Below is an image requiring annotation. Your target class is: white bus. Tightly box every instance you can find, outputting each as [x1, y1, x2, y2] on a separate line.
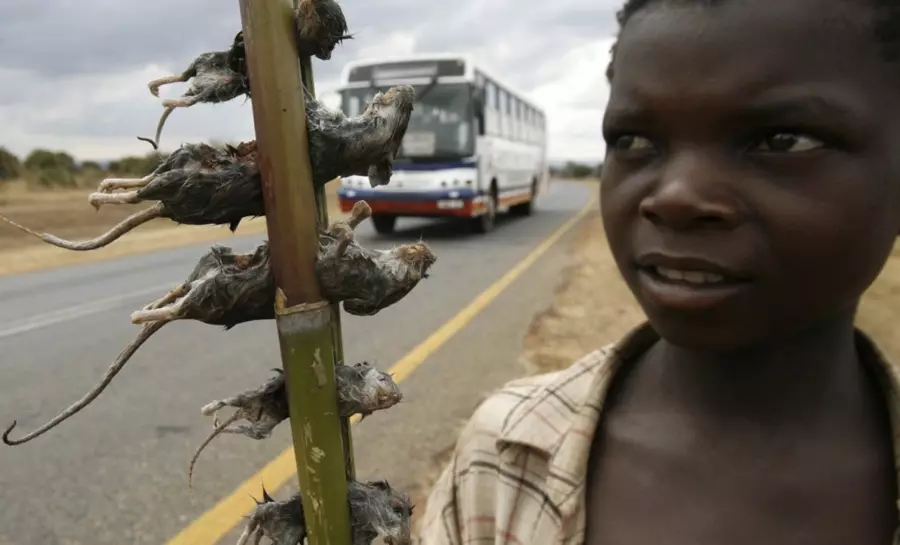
[334, 53, 549, 234]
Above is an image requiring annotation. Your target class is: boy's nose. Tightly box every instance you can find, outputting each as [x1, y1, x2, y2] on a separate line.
[639, 154, 742, 231]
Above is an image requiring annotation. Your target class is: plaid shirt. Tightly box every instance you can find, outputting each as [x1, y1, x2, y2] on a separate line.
[417, 322, 900, 544]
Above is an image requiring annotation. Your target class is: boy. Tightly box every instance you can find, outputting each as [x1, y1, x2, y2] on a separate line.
[417, 0, 900, 543]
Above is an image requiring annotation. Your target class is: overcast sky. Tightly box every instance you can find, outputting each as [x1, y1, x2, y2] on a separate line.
[0, 0, 618, 163]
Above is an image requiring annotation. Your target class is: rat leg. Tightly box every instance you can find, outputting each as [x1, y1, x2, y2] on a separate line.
[87, 190, 142, 210]
[328, 223, 354, 257]
[346, 200, 372, 229]
[323, 200, 371, 257]
[141, 283, 188, 312]
[97, 175, 154, 193]
[162, 95, 202, 108]
[367, 159, 392, 188]
[235, 518, 261, 545]
[200, 394, 244, 417]
[130, 281, 197, 323]
[148, 74, 189, 97]
[130, 296, 188, 323]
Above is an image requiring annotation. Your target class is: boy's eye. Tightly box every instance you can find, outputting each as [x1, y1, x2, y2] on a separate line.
[612, 135, 654, 152]
[752, 133, 824, 153]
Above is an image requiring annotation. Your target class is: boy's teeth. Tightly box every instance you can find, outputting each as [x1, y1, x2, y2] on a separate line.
[655, 266, 724, 284]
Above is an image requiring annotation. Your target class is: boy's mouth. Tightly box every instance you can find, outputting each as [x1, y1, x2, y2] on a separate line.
[634, 252, 753, 309]
[635, 252, 751, 282]
[649, 265, 726, 285]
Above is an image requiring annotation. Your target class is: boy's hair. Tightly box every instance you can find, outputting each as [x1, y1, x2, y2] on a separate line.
[606, 0, 900, 81]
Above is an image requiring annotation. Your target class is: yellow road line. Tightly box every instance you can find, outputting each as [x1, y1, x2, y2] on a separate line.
[165, 198, 597, 545]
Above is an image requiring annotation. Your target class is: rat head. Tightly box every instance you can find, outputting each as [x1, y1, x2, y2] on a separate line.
[391, 242, 437, 280]
[350, 480, 413, 545]
[338, 362, 403, 414]
[363, 85, 416, 119]
[226, 140, 258, 164]
[601, 0, 900, 352]
[227, 31, 247, 76]
[237, 489, 306, 545]
[363, 85, 416, 137]
[293, 0, 351, 60]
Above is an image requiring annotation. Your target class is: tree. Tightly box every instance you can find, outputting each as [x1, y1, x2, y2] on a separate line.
[80, 160, 103, 172]
[24, 149, 77, 172]
[0, 147, 21, 181]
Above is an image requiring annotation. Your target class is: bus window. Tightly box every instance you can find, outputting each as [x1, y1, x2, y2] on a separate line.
[486, 81, 497, 109]
[510, 97, 518, 140]
[524, 106, 532, 143]
[484, 81, 497, 135]
[498, 89, 508, 138]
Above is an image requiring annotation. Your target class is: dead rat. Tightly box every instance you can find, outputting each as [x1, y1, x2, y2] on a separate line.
[236, 480, 413, 545]
[293, 0, 353, 61]
[128, 200, 435, 325]
[314, 201, 436, 316]
[304, 83, 415, 188]
[144, 31, 249, 149]
[0, 85, 415, 252]
[89, 140, 262, 232]
[0, 142, 261, 252]
[144, 0, 351, 148]
[1, 202, 433, 447]
[188, 362, 401, 488]
[0, 241, 271, 446]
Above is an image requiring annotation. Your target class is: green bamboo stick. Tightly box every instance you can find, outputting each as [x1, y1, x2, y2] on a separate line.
[296, 21, 357, 481]
[238, 0, 352, 543]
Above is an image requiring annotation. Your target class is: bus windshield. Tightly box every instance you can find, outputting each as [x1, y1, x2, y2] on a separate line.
[340, 82, 475, 161]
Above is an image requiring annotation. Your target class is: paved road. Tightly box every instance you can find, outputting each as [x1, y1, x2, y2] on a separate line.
[0, 180, 594, 545]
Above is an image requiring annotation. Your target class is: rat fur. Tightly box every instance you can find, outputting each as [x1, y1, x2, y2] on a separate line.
[0, 142, 261, 251]
[145, 31, 249, 148]
[293, 0, 353, 61]
[128, 200, 435, 326]
[0, 85, 414, 251]
[188, 362, 401, 488]
[236, 480, 413, 545]
[144, 0, 352, 148]
[0, 202, 434, 447]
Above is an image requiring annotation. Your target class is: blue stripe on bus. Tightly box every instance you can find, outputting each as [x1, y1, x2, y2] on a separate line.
[337, 187, 478, 201]
[391, 160, 477, 172]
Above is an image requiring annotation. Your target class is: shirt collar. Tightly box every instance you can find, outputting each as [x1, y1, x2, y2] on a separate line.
[496, 321, 900, 520]
[496, 322, 657, 456]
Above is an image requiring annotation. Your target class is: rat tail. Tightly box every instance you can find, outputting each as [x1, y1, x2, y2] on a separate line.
[136, 105, 175, 151]
[2, 321, 168, 446]
[0, 204, 164, 251]
[153, 105, 175, 150]
[187, 411, 242, 491]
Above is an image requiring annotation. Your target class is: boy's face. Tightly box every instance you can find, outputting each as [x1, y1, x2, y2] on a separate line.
[600, 0, 900, 351]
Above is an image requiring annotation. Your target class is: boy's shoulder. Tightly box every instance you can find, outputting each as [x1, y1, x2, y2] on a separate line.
[458, 323, 659, 458]
[418, 326, 658, 544]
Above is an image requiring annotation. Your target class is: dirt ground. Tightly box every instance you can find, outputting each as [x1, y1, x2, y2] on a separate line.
[0, 181, 342, 276]
[410, 208, 900, 535]
[517, 210, 900, 371]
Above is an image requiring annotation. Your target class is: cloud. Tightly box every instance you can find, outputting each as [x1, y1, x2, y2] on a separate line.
[0, 0, 620, 163]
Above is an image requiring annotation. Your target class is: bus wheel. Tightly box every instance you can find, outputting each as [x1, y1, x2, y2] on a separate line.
[372, 214, 396, 234]
[510, 179, 536, 217]
[471, 191, 496, 234]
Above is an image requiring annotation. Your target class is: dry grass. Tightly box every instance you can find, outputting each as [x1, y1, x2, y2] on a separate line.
[518, 211, 900, 373]
[0, 181, 343, 277]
